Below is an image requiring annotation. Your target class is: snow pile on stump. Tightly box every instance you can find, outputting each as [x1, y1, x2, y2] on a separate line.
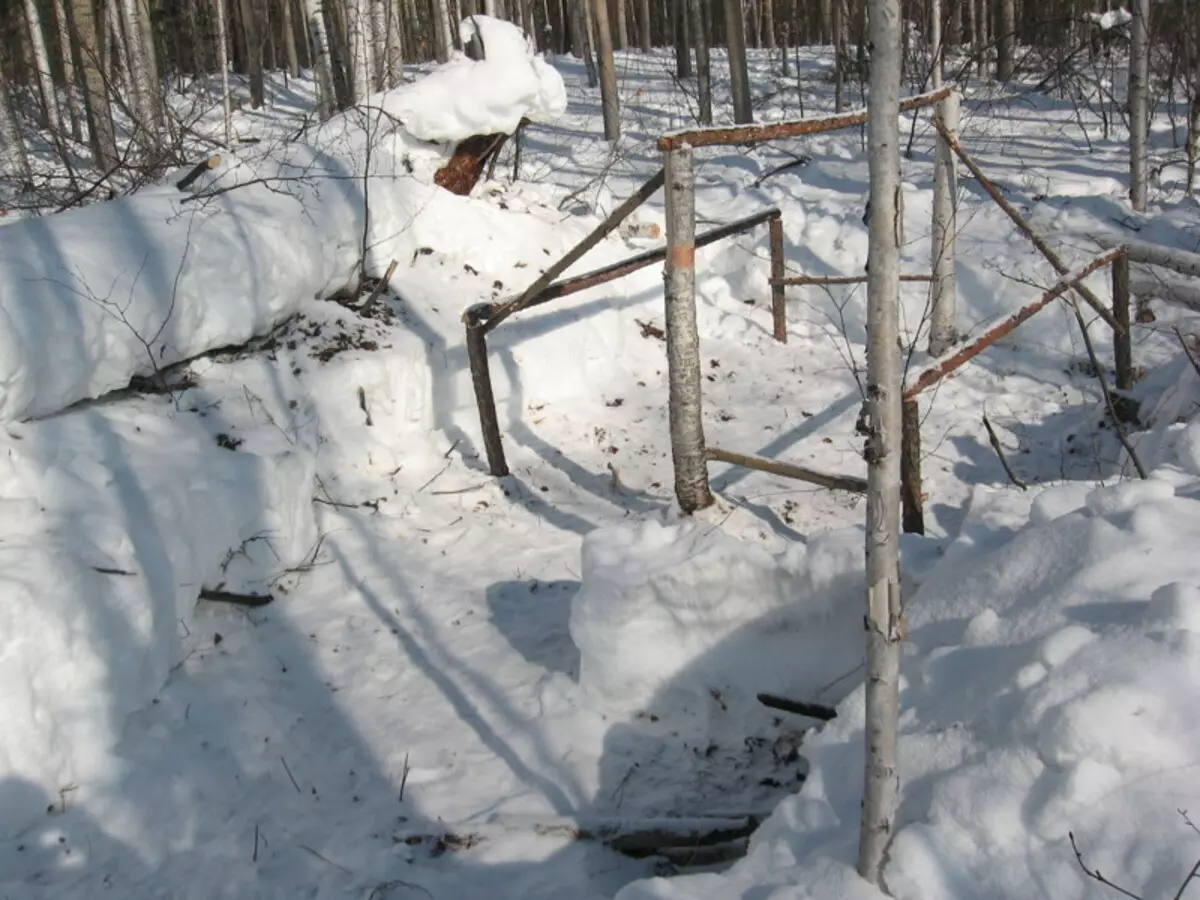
[0, 16, 564, 424]
[617, 424, 1200, 900]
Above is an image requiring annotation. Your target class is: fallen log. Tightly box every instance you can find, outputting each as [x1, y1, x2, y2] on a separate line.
[434, 132, 510, 195]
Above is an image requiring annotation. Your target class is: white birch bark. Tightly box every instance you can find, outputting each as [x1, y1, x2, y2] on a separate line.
[928, 90, 958, 356]
[302, 0, 336, 117]
[107, 0, 129, 89]
[1129, 0, 1149, 212]
[664, 145, 713, 514]
[370, 0, 389, 88]
[929, 0, 941, 88]
[858, 0, 905, 882]
[345, 0, 375, 100]
[52, 0, 84, 141]
[383, 0, 404, 86]
[119, 0, 158, 143]
[214, 0, 233, 142]
[23, 0, 62, 131]
[72, 0, 119, 170]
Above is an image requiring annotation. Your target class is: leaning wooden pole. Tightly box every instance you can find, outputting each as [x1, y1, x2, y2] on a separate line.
[1112, 252, 1133, 394]
[663, 145, 714, 514]
[900, 399, 924, 534]
[463, 307, 510, 477]
[932, 117, 1122, 334]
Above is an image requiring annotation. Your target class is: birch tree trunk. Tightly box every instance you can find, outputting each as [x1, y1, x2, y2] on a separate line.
[303, 0, 337, 117]
[614, 0, 629, 49]
[52, 0, 84, 141]
[383, 0, 404, 86]
[592, 0, 620, 139]
[23, 0, 61, 130]
[107, 0, 130, 90]
[214, 0, 233, 140]
[0, 66, 32, 187]
[119, 0, 159, 144]
[72, 0, 119, 170]
[574, 0, 599, 85]
[370, 0, 388, 87]
[663, 145, 714, 514]
[929, 90, 958, 356]
[724, 0, 752, 122]
[1129, 0, 1149, 212]
[690, 0, 712, 123]
[345, 0, 374, 99]
[135, 0, 162, 120]
[637, 0, 651, 50]
[929, 0, 941, 87]
[858, 0, 905, 882]
[281, 0, 301, 77]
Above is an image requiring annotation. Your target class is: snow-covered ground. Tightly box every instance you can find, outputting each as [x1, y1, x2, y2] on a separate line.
[3, 28, 1200, 900]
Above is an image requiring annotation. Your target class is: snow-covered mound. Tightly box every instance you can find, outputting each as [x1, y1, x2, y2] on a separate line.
[0, 17, 563, 424]
[617, 425, 1200, 900]
[571, 516, 867, 714]
[0, 371, 318, 839]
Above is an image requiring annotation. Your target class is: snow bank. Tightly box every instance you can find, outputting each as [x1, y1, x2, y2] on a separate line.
[0, 394, 317, 839]
[571, 517, 867, 714]
[0, 17, 564, 424]
[618, 436, 1200, 900]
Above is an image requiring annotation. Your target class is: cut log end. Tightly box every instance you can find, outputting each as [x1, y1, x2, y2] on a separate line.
[434, 133, 509, 196]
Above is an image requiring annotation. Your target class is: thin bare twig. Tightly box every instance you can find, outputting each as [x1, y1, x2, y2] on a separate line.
[982, 413, 1028, 490]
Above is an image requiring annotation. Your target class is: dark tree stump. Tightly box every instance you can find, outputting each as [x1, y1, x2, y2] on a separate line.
[434, 133, 509, 195]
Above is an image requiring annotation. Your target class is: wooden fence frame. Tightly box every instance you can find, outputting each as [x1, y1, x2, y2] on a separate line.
[462, 165, 786, 477]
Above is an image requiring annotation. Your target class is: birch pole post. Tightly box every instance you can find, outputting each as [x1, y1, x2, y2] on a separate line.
[1129, 0, 1149, 212]
[928, 89, 959, 356]
[858, 0, 905, 882]
[663, 145, 714, 514]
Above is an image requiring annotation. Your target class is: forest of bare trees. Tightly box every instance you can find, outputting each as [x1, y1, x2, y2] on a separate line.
[0, 0, 1194, 215]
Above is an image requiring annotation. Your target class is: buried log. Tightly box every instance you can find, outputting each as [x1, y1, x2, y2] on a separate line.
[396, 815, 762, 866]
[757, 692, 838, 721]
[707, 446, 867, 493]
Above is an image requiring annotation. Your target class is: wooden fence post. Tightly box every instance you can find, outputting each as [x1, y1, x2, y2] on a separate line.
[664, 144, 714, 514]
[900, 398, 924, 534]
[769, 213, 787, 343]
[463, 308, 509, 477]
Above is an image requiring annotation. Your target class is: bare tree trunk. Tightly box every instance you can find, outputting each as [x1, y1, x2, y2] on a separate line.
[135, 0, 162, 118]
[214, 0, 233, 140]
[996, 0, 1013, 79]
[72, 0, 118, 169]
[119, 0, 159, 145]
[724, 0, 752, 122]
[638, 0, 651, 49]
[432, 0, 454, 61]
[1129, 0, 1149, 212]
[973, 0, 987, 76]
[858, 0, 904, 883]
[239, 0, 266, 106]
[344, 0, 374, 99]
[383, 0, 404, 86]
[592, 0, 620, 139]
[673, 0, 692, 76]
[690, 0, 712, 123]
[833, 0, 843, 111]
[614, 0, 629, 49]
[23, 0, 61, 130]
[51, 0, 84, 141]
[664, 145, 714, 514]
[575, 0, 599, 85]
[0, 65, 32, 187]
[303, 0, 337, 116]
[929, 0, 941, 87]
[280, 0, 301, 76]
[929, 90, 958, 356]
[763, 0, 775, 50]
[107, 0, 129, 89]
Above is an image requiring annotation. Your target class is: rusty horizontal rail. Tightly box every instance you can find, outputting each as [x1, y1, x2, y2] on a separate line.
[474, 208, 780, 332]
[904, 246, 1126, 401]
[707, 446, 867, 493]
[770, 273, 935, 287]
[658, 86, 952, 151]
